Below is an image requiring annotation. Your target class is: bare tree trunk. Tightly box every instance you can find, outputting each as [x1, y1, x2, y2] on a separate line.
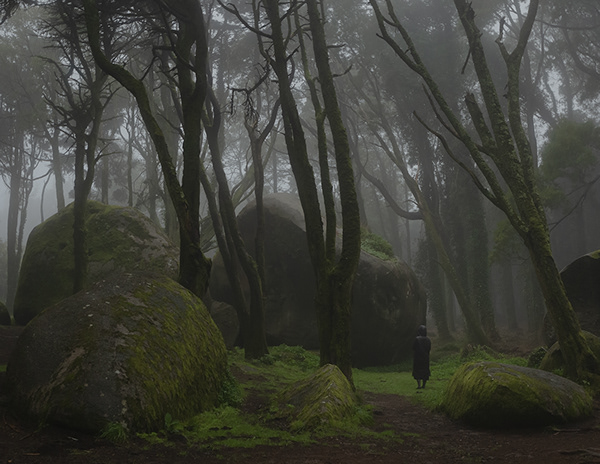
[6, 146, 21, 310]
[83, 0, 212, 298]
[204, 90, 269, 360]
[48, 119, 66, 211]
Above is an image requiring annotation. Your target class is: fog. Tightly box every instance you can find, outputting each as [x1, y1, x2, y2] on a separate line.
[0, 0, 599, 350]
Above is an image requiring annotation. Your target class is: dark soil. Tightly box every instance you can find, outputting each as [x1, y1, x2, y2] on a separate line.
[1, 325, 600, 463]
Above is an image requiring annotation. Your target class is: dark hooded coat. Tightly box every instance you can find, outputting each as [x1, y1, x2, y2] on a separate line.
[412, 325, 431, 381]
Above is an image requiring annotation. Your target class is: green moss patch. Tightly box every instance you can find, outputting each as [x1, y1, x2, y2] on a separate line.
[360, 229, 396, 261]
[441, 362, 593, 428]
[7, 272, 228, 434]
[13, 202, 179, 325]
[274, 364, 359, 430]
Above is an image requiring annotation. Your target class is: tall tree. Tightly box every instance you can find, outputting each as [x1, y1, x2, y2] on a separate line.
[43, 0, 113, 293]
[347, 64, 491, 345]
[228, 0, 362, 381]
[82, 0, 213, 297]
[370, 0, 600, 382]
[84, 0, 270, 358]
[0, 9, 45, 309]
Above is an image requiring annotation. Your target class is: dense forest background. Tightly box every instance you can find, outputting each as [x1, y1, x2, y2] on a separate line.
[0, 0, 599, 347]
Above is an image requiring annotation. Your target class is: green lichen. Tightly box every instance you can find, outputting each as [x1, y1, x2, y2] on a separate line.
[13, 201, 178, 325]
[274, 364, 359, 430]
[441, 361, 593, 428]
[108, 277, 228, 431]
[8, 272, 228, 434]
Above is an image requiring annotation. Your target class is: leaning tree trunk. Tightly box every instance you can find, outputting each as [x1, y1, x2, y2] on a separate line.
[524, 216, 599, 378]
[204, 90, 269, 360]
[370, 0, 600, 382]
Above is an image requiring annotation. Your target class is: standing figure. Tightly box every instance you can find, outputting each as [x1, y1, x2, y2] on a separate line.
[412, 325, 431, 389]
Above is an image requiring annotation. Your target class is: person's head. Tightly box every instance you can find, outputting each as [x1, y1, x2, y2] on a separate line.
[417, 325, 427, 337]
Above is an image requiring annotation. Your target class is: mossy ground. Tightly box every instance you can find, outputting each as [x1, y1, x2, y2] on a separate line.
[121, 343, 532, 451]
[3, 334, 600, 463]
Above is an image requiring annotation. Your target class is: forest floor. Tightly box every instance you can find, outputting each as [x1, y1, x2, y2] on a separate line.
[1, 325, 600, 464]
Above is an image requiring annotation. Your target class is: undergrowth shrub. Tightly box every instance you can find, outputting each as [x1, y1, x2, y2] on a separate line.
[527, 347, 547, 368]
[218, 370, 244, 407]
[360, 229, 395, 261]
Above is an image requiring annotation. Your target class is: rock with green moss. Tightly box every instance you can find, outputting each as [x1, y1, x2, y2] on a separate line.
[275, 364, 358, 429]
[0, 301, 10, 326]
[441, 361, 592, 428]
[6, 272, 228, 434]
[540, 331, 600, 373]
[543, 252, 600, 345]
[210, 193, 427, 367]
[13, 202, 179, 325]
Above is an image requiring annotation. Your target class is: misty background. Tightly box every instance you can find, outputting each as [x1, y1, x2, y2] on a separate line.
[0, 0, 599, 343]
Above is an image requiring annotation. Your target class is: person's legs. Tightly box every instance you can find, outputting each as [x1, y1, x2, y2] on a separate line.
[422, 380, 427, 389]
[416, 379, 422, 389]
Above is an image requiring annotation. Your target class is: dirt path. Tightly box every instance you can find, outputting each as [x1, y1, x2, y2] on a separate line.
[2, 326, 600, 463]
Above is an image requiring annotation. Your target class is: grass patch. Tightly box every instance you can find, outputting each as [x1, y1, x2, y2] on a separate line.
[182, 406, 314, 448]
[0, 364, 6, 373]
[353, 344, 528, 411]
[228, 344, 320, 396]
[136, 344, 528, 451]
[101, 422, 129, 443]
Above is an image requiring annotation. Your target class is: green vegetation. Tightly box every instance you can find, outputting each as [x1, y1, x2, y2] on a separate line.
[100, 422, 129, 443]
[0, 364, 6, 373]
[360, 229, 396, 261]
[355, 344, 527, 411]
[275, 364, 359, 430]
[441, 361, 593, 427]
[133, 344, 529, 451]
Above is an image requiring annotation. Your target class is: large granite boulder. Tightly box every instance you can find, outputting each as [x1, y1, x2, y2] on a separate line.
[441, 362, 593, 428]
[275, 364, 358, 430]
[561, 252, 600, 334]
[13, 202, 179, 325]
[209, 193, 426, 367]
[6, 272, 228, 434]
[542, 251, 600, 346]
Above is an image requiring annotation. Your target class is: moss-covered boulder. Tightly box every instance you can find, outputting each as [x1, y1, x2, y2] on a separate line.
[13, 202, 179, 325]
[6, 272, 228, 434]
[275, 364, 358, 429]
[540, 331, 600, 373]
[0, 301, 10, 326]
[441, 362, 592, 428]
[543, 252, 600, 345]
[210, 193, 427, 366]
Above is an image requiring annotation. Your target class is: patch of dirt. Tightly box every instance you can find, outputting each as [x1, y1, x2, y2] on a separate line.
[2, 325, 600, 463]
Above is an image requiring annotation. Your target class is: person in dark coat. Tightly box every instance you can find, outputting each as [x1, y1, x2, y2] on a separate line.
[412, 325, 431, 389]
